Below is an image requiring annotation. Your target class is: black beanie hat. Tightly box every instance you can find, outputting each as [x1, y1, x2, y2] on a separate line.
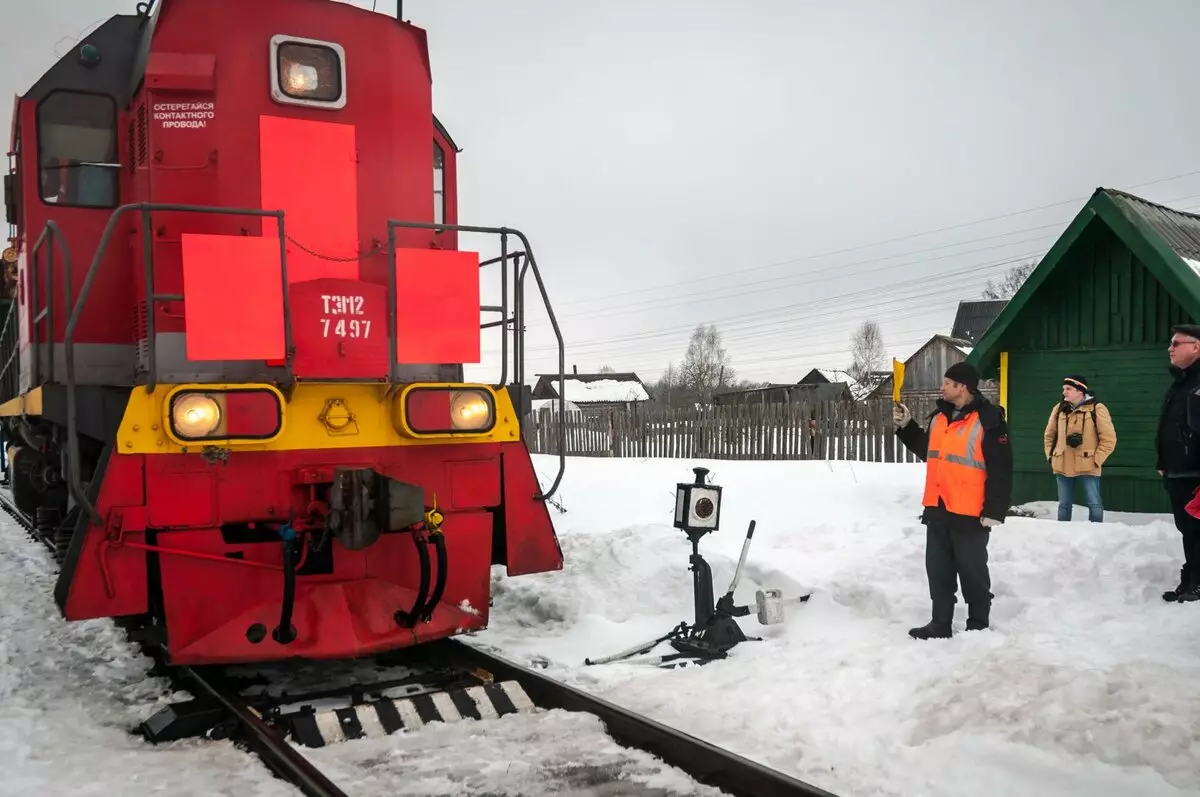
[944, 362, 980, 392]
[1063, 375, 1089, 393]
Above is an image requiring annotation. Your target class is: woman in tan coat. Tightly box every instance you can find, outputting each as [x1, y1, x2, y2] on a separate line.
[1043, 375, 1117, 522]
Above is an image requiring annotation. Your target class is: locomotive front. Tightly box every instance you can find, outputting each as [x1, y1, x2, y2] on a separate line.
[0, 0, 565, 666]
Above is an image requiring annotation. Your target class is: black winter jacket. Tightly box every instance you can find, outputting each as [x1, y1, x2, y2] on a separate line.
[1157, 360, 1200, 477]
[896, 394, 1014, 528]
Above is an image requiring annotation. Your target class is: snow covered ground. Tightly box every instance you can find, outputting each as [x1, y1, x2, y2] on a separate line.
[3, 454, 1198, 796]
[473, 455, 1200, 797]
[0, 490, 719, 796]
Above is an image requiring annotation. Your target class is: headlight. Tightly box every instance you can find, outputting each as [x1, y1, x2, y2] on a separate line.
[270, 36, 346, 108]
[166, 387, 284, 444]
[450, 391, 492, 431]
[172, 394, 221, 439]
[398, 386, 497, 437]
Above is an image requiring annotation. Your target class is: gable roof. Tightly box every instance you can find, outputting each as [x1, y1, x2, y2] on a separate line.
[966, 187, 1200, 374]
[931, 333, 974, 357]
[533, 372, 651, 403]
[951, 300, 1008, 343]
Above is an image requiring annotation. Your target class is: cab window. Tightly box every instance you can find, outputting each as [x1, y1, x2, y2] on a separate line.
[433, 140, 445, 225]
[36, 91, 118, 208]
[4, 126, 19, 230]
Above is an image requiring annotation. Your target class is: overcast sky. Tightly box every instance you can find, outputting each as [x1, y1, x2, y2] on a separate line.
[6, 1, 1200, 386]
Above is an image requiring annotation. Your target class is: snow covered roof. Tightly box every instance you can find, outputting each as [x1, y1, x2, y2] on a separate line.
[559, 378, 650, 403]
[932, 334, 975, 357]
[533, 372, 651, 404]
[848, 371, 890, 400]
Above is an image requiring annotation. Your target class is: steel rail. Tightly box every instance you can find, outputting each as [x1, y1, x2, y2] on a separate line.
[441, 640, 841, 797]
[181, 667, 350, 797]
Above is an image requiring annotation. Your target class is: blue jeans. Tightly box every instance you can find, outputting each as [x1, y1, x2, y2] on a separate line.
[1056, 475, 1103, 522]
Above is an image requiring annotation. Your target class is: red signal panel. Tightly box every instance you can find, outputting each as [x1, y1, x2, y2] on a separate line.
[394, 248, 480, 364]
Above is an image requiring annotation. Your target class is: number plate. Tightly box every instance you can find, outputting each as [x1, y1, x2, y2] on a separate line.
[289, 278, 389, 379]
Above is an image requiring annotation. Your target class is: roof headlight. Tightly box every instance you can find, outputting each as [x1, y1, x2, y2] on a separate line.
[270, 35, 346, 109]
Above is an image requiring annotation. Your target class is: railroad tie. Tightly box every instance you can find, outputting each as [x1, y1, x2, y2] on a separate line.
[286, 680, 537, 747]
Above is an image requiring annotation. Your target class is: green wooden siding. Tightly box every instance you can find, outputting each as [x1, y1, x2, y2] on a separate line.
[1005, 221, 1191, 351]
[999, 221, 1183, 514]
[1007, 347, 1170, 513]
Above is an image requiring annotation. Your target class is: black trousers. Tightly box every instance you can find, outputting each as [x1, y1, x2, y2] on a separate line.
[925, 518, 992, 624]
[1163, 477, 1200, 583]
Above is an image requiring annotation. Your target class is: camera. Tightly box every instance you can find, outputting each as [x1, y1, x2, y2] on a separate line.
[1065, 432, 1083, 448]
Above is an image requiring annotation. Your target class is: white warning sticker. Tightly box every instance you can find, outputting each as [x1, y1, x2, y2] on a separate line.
[153, 101, 215, 129]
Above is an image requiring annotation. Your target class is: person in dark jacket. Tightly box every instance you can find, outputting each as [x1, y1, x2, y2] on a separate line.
[1158, 324, 1200, 603]
[893, 362, 1013, 639]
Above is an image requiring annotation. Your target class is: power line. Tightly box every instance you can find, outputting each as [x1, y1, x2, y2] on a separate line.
[542, 169, 1200, 309]
[549, 229, 1057, 324]
[511, 250, 1035, 356]
[526, 188, 1200, 325]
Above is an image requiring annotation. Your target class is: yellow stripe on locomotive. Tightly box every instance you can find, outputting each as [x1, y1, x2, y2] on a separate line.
[118, 382, 520, 454]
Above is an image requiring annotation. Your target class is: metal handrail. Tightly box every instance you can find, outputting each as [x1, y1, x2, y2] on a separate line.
[477, 248, 529, 408]
[0, 298, 19, 404]
[28, 221, 73, 387]
[386, 220, 566, 501]
[478, 232, 509, 388]
[66, 202, 291, 525]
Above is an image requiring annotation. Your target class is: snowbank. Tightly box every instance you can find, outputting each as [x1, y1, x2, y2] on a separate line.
[0, 518, 718, 795]
[0, 524, 298, 796]
[474, 456, 1200, 797]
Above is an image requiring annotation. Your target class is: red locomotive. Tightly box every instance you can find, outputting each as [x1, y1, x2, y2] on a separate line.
[0, 0, 568, 666]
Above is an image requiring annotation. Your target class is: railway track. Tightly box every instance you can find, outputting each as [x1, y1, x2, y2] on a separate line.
[0, 487, 839, 797]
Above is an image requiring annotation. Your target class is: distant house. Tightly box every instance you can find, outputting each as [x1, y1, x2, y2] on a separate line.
[951, 300, 1008, 344]
[712, 381, 851, 405]
[870, 334, 995, 402]
[530, 370, 652, 412]
[798, 367, 886, 401]
[798, 368, 843, 386]
[967, 187, 1200, 513]
[849, 371, 892, 401]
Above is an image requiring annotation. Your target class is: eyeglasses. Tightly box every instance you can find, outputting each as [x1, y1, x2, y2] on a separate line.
[1169, 338, 1199, 348]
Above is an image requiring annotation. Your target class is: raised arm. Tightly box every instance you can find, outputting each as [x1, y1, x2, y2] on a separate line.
[895, 406, 930, 461]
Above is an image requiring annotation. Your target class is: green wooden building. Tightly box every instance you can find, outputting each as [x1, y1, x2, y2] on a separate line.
[966, 188, 1200, 514]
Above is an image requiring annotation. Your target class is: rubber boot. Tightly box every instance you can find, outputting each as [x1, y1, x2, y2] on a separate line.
[908, 620, 952, 640]
[1163, 565, 1191, 602]
[966, 604, 989, 631]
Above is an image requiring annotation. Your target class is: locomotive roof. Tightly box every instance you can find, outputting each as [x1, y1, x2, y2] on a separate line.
[22, 14, 149, 107]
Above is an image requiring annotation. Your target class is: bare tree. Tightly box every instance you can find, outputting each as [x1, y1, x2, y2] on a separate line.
[982, 261, 1036, 300]
[680, 324, 735, 402]
[848, 320, 886, 385]
[596, 365, 616, 374]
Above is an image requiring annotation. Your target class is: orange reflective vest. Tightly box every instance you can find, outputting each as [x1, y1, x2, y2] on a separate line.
[922, 410, 987, 516]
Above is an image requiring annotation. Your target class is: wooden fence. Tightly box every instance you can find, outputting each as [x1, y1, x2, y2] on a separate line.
[522, 397, 942, 463]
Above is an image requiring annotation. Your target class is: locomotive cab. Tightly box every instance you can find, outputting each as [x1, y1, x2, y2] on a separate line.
[0, 0, 566, 666]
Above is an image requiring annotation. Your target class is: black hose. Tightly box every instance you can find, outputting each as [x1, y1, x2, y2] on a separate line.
[273, 529, 297, 644]
[420, 532, 448, 622]
[395, 531, 430, 628]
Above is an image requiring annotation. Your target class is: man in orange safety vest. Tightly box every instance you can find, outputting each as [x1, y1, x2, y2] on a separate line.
[894, 362, 1013, 639]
